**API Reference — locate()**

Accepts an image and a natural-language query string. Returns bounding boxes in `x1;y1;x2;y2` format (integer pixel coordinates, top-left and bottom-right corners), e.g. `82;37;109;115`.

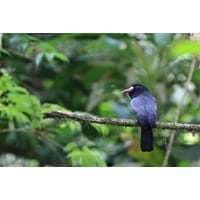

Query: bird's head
121;83;149;98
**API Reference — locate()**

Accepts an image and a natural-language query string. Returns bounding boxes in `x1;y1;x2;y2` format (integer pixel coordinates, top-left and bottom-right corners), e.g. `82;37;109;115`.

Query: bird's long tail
140;127;153;152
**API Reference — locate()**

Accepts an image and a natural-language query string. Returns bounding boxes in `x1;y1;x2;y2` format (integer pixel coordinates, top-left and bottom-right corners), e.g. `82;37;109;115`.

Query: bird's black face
121;84;149;98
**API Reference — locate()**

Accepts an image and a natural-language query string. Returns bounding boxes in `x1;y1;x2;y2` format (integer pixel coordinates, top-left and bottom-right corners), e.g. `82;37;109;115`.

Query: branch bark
163;58;197;166
43;110;200;132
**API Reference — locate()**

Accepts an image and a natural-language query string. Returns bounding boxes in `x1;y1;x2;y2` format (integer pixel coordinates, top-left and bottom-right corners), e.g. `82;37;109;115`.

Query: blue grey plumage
122;84;157;152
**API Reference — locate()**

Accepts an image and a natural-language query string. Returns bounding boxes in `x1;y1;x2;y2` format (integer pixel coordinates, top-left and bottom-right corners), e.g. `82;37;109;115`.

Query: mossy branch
43;111;200;132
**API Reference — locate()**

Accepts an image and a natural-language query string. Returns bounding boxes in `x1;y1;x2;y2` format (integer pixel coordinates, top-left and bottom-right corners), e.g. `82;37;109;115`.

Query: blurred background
0;33;200;166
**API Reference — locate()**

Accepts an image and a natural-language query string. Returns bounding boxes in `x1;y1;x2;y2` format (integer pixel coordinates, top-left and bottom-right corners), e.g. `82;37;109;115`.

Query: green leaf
68;146;106;167
91;123;109;136
0;48;11;56
170;39;200;58
42;103;68;113
40;42;69;62
0;73;42;128
45;53;54;62
35;52;44;66
64;142;77;152
177;160;191;167
53;51;68;62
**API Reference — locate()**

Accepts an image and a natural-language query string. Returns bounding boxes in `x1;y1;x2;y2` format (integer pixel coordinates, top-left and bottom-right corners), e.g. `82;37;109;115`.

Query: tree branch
43;110;200;132
163;58;197;166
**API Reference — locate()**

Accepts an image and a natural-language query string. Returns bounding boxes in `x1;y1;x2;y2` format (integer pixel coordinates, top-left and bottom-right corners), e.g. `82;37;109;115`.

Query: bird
121;84;157;152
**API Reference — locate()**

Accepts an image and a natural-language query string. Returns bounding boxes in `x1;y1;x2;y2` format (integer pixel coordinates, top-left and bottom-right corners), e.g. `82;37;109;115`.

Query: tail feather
140;127;153;152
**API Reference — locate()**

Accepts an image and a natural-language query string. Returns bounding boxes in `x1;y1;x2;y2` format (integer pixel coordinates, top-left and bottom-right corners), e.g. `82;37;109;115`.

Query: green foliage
34;41;69;65
91;123;110;136
0;33;200;166
170;39;200;58
42;103;68;113
4;34;68;67
66;144;106;167
0;72;42;128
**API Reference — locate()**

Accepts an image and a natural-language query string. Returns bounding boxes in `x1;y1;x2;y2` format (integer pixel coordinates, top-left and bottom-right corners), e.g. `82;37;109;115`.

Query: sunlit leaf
0;73;42;128
68;146;106;167
170;39;200;58
35;52;44;66
64;142;77;152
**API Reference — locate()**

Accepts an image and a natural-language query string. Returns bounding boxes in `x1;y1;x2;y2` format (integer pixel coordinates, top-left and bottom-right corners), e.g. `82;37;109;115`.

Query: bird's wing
130;92;157;126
